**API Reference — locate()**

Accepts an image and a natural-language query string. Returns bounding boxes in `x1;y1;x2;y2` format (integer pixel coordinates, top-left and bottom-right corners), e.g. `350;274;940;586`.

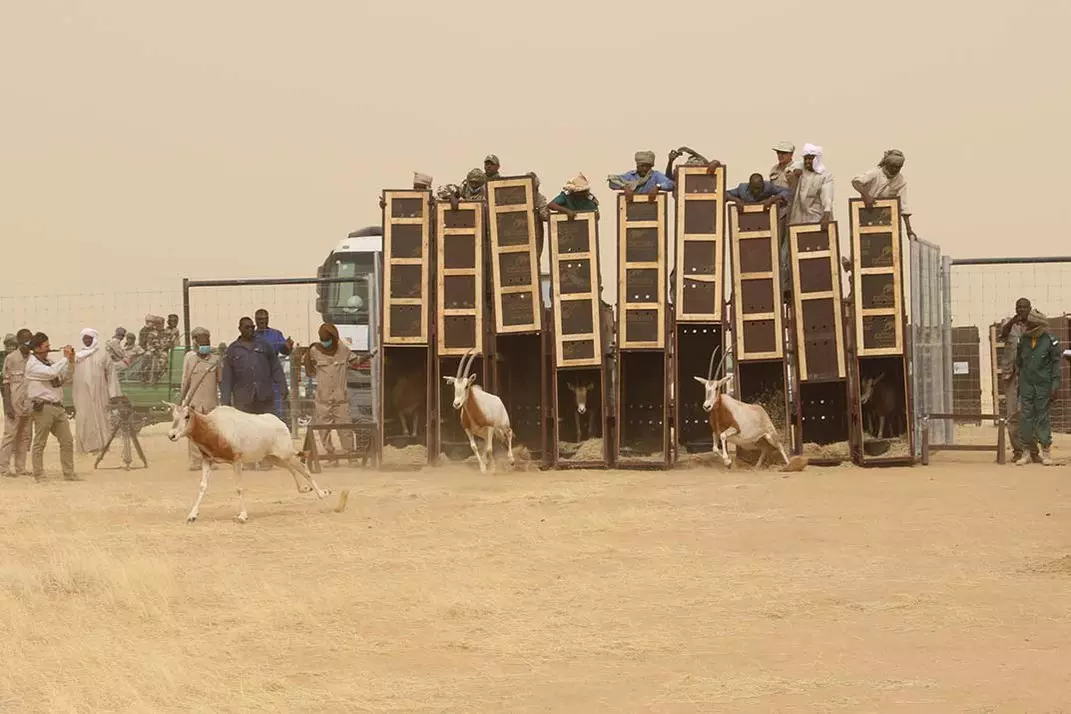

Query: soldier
161;314;181;351
484;154;501;181
1;328;34;477
1015;308;1060;466
999;297;1032;462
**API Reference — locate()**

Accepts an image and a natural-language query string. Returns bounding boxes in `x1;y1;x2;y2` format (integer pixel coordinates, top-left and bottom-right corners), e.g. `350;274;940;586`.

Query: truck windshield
323;254;374;325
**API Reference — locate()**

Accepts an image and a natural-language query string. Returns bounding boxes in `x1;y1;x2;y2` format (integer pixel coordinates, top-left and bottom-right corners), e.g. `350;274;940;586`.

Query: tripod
95;396;148;470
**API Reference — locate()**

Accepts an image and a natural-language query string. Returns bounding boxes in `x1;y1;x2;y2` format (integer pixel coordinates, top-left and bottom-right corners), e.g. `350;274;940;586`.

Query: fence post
182;278;191;349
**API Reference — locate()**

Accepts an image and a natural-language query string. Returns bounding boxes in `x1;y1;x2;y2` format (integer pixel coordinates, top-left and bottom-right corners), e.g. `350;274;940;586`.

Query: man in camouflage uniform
138;314;166;382
161;314;181;351
1014;307;1060;466
999;297;1032;462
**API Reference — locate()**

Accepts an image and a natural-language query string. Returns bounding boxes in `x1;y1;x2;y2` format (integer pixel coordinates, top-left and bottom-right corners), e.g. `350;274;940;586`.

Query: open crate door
616;192;670;468
487;175;548;463
548;210;609;468
379;189;436;469
434;200;491;463
673;165;726;460
728;202;791;455
848;197;914;465
788;221;851;464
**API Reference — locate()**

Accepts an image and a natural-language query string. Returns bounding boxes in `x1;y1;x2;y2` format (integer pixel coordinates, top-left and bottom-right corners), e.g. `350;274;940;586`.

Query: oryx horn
459;348;477;380
706;347;720;380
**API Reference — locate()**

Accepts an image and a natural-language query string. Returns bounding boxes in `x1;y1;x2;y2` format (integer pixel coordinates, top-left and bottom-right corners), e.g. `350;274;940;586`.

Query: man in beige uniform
180;326;221;470
303;322;353;460
769;140;801;191
24;332;79;481
1;328;34;477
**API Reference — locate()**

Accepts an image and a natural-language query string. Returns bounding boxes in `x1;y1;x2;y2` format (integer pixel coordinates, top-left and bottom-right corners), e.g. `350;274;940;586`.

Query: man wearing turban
547;173;600;219
607;150;675;201
788;143;834;228
1015;308;1061;466
851;149;917;240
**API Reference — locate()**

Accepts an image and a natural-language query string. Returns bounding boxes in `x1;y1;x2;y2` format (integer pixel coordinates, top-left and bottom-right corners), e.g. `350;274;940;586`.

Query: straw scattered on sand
381;444;428;467
559;438;604;462
803;441;851;460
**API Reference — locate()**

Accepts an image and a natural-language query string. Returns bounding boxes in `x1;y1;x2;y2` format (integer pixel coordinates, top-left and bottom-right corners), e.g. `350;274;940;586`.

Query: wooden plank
381;189;432;346
674;165;726;323
617;193;667;350
849;197;904;357
549;212;603;368
728;203;783;361
435;201;484;356
788;221;847;381
487;176;542;334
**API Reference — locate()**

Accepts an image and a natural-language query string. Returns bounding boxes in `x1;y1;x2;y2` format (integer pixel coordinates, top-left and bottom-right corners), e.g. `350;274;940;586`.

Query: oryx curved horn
706;347;720;380
460;348;478;380
454;349;468;380
714;346;731;380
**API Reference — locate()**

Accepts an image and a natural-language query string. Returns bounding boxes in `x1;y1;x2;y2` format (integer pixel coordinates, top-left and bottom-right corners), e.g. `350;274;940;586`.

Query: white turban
76;328;100;360
801;143;827;174
564;173;591;193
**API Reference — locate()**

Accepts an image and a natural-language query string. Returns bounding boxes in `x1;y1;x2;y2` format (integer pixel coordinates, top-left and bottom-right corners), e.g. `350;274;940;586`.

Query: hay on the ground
560;438;604;462
803;441;851;460
381;444;428;467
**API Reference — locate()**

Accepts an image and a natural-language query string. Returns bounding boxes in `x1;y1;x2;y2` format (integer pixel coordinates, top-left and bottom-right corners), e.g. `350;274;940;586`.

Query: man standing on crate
999;298;1032;462
1014;308;1060;466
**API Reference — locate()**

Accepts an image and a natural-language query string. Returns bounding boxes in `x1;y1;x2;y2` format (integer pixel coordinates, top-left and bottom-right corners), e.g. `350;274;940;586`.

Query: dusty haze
1;1;1069;307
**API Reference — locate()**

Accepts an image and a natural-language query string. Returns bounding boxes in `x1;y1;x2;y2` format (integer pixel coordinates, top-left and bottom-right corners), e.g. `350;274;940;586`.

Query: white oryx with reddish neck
166;397;331;523
693;349;806;471
443;349;514;473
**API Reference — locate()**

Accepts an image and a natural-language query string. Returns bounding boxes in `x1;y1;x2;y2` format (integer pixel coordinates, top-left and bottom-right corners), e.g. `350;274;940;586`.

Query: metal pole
941;255;955;445
950;256;1071;266
182;278;192;349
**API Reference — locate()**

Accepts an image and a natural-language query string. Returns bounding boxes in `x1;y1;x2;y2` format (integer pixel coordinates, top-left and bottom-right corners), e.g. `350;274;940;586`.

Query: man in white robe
72;328;112;454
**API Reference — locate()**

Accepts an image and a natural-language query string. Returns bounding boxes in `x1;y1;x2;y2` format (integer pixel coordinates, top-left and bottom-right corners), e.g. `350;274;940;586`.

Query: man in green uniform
1015;309;1060;466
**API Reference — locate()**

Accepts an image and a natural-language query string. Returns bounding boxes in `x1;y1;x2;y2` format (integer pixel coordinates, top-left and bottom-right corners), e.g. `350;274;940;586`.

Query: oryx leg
754;448;767;469
185;461;212;523
232;462;249;523
762;433;791;465
484;426;496;472
575;412;582;442
273;455;331;498
877;415;886;439
466;429;486;473
718;427;738;467
505;428;515;465
589;409;596;439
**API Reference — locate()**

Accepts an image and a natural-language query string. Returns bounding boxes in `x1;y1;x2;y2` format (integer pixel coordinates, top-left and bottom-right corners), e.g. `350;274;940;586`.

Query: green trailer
64;347;186;426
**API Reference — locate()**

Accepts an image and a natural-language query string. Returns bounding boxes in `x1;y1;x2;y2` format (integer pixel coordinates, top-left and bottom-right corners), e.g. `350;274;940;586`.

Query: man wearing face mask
24;332;79;481
303;323;353;462
221;317;288;418
1;328;34;477
180;326;222;470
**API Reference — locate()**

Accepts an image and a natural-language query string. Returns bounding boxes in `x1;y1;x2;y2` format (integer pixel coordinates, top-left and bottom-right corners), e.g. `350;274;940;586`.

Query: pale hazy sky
2;0;1069;302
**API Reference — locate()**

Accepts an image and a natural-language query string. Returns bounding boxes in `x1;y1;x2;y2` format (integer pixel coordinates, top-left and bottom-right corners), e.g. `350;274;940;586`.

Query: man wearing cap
379;172;434;210
851;149;917;240
607;150;675;201
1;328;34;478
789;143;834;227
484;155;501;181
770;141;801;191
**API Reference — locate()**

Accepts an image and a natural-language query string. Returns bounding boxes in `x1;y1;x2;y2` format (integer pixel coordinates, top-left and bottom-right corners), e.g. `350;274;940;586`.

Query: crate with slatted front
486;175;549;465
672;165;726;458
548;211;609;468
379;189;435;468
848;197;913;465
788;221;850;463
616;192;670;468
434;201;492;464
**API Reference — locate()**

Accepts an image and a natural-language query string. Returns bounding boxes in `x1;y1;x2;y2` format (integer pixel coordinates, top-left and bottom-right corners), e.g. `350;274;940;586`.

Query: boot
1015;452;1031;466
1011;450;1023;464
1040;447;1053;466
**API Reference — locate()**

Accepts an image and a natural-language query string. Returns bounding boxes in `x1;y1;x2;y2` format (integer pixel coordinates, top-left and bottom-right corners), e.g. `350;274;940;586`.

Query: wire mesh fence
0;290;182;345
947;258;1071;432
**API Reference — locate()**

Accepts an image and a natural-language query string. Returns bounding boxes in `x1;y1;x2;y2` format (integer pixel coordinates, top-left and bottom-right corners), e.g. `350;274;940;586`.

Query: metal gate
908;238;953;450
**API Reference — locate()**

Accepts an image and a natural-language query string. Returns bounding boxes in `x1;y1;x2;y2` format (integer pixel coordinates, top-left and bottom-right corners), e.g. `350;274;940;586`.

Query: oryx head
164;401;193;441
443;350;478;410
692;347;731;412
859;372;885;404
567;381;594;414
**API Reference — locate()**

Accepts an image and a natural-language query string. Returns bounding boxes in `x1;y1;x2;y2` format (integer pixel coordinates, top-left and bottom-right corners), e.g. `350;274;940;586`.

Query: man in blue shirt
607;150;675;201
253;308;292;421
726;173;793;213
221;316;288;417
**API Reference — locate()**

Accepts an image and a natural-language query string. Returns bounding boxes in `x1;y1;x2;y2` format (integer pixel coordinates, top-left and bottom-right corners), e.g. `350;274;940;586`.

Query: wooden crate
849;198;904;357
381;189;432;346
435;201;485;356
788;221;847;382
487;176;542;335
729;203;784;361
674;165;726;323
618;193;667;349
549;212;603;368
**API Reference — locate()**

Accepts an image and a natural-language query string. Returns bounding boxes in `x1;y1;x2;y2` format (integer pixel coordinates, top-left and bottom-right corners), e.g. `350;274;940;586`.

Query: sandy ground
1;427;1070;713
